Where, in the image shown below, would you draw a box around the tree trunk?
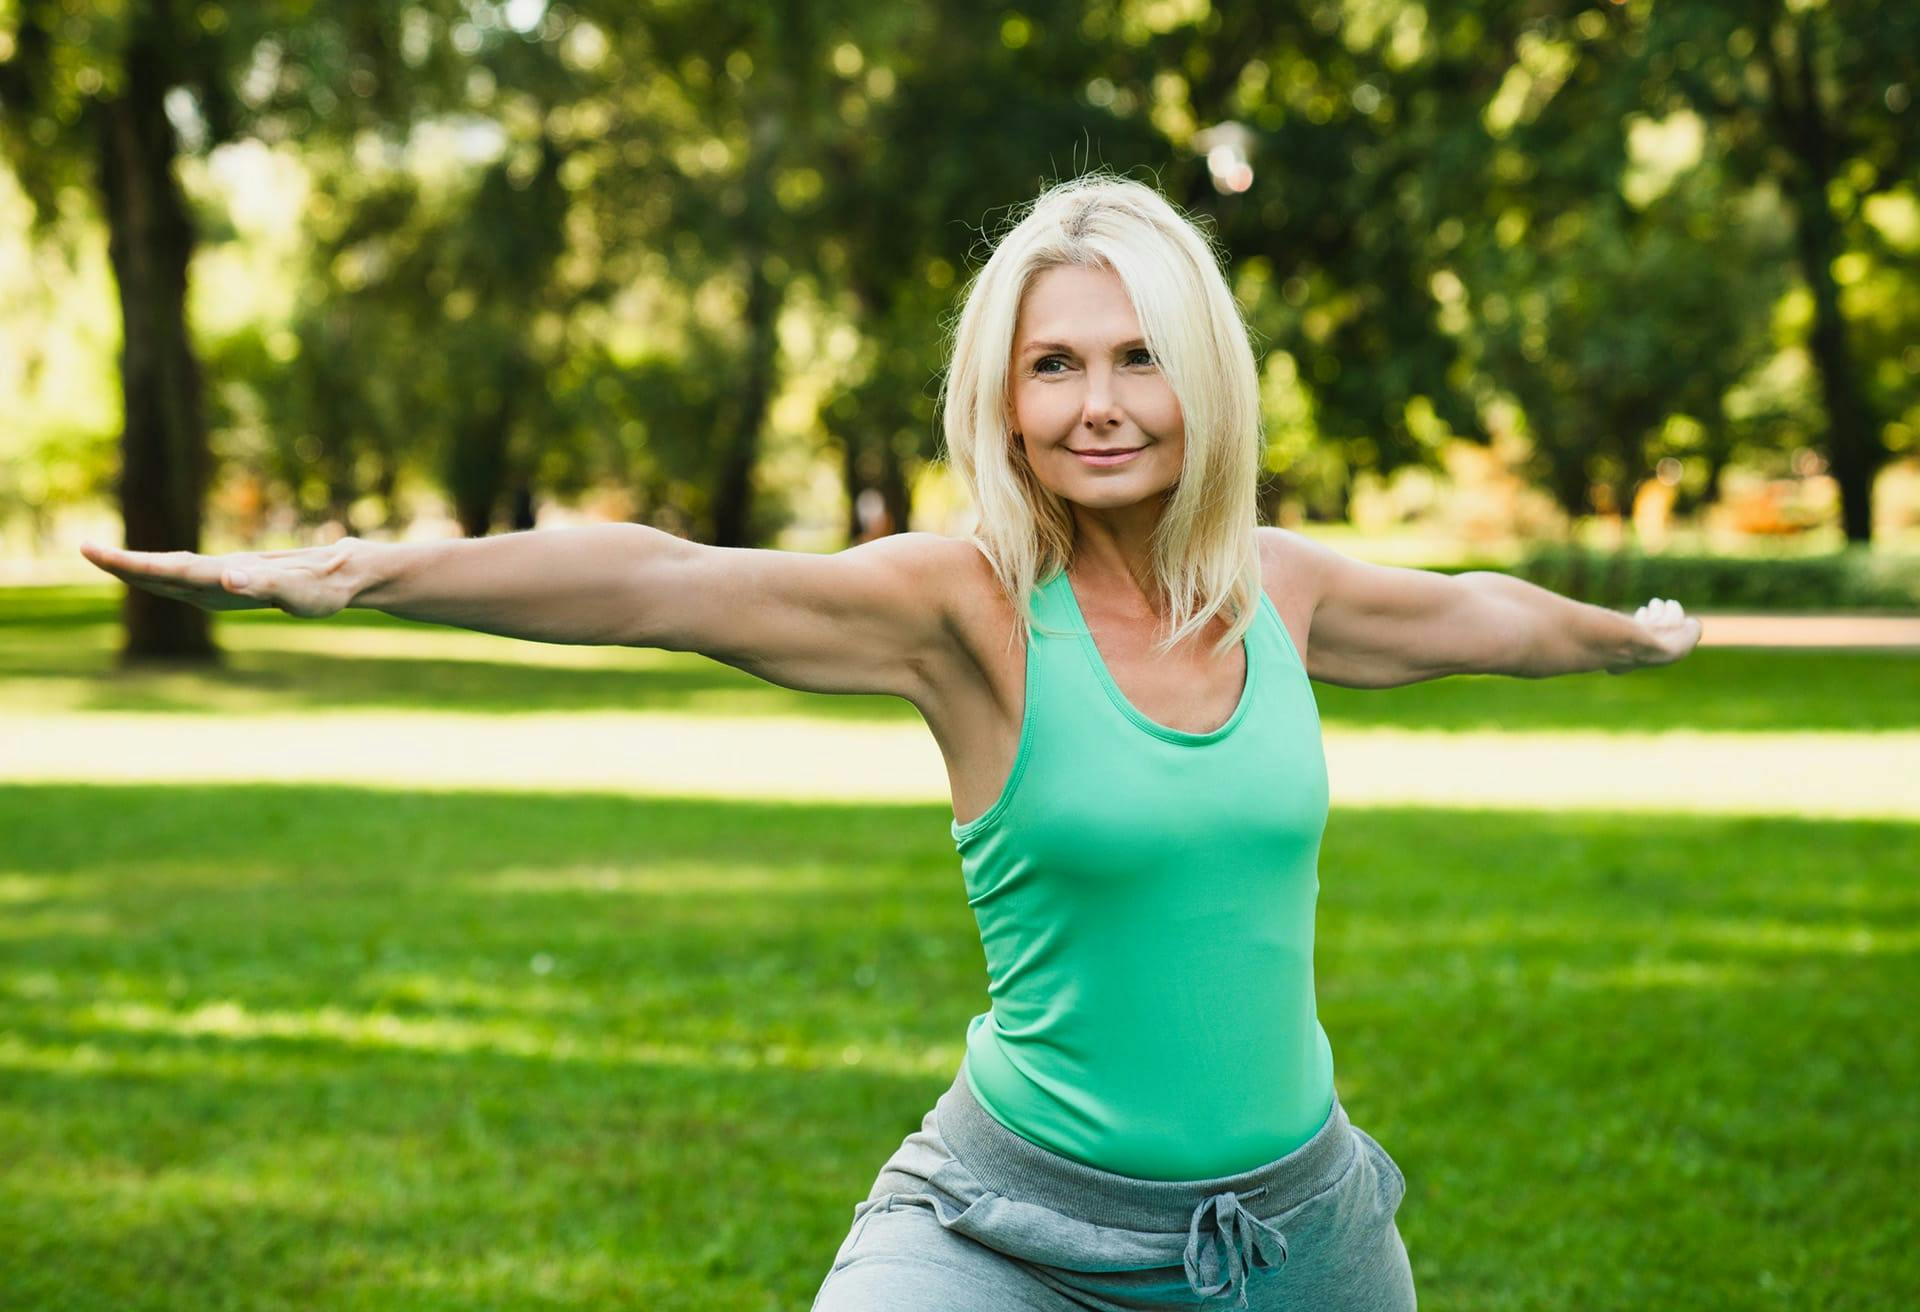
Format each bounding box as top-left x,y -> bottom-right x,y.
841,425 -> 864,544
710,109 -> 782,548
451,397 -> 512,538
878,438 -> 912,542
710,243 -> 777,547
373,447 -> 405,534
1766,14 -> 1887,543
1544,449 -> 1590,523
97,14 -> 216,665
324,436 -> 360,539
509,480 -> 537,531
1608,465 -> 1638,533
1787,184 -> 1883,543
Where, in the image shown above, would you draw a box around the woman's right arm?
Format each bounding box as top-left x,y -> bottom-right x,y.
347,523 -> 681,647
81,525 -> 957,703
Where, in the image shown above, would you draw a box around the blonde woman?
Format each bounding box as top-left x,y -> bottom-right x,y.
83,171 -> 1700,1310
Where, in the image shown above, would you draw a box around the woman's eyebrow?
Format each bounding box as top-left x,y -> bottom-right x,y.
1020,337 -> 1148,355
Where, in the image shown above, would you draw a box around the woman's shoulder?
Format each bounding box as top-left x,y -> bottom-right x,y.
1255,526 -> 1319,663
890,534 -> 1027,726
920,535 -> 1017,637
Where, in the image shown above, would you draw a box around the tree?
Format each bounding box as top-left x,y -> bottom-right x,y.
1615,0 -> 1919,542
0,0 -> 474,663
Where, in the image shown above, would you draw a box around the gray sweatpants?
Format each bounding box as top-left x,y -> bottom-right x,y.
812,1059 -> 1416,1310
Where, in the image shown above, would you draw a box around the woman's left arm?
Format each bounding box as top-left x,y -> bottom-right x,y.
1262,528 -> 1701,685
1456,571 -> 1702,677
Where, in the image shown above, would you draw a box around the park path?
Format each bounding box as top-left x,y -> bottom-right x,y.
2,611 -> 1912,819
3,711 -> 1914,820
1695,613 -> 1920,648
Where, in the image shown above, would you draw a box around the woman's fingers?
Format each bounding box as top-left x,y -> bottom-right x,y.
1635,596 -> 1687,626
78,541 -> 268,611
1618,598 -> 1701,671
82,543 -> 186,580
79,542 -> 129,574
86,544 -> 209,584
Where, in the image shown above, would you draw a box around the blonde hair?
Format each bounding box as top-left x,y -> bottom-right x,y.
937,169 -> 1266,659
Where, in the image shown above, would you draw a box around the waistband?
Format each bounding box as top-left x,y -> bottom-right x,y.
929,1057 -> 1355,1307
934,1057 -> 1352,1228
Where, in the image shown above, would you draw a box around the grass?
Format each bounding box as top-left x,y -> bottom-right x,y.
2,588 -> 1917,1309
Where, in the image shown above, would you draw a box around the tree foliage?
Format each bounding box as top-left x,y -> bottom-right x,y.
2,0 -> 1915,663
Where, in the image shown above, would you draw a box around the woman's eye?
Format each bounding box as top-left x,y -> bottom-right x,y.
1033,352 -> 1151,374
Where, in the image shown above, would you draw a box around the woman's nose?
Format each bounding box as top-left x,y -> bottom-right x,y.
1082,378 -> 1122,426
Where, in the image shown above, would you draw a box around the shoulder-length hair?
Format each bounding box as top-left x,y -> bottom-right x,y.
936,169 -> 1265,660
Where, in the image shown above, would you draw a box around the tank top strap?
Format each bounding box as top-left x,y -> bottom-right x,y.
1020,562 -> 1119,728
1249,580 -> 1308,681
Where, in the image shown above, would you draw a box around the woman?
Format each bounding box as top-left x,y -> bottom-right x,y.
83,172 -> 1700,1309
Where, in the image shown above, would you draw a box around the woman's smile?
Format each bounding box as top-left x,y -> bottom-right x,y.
1073,446 -> 1145,467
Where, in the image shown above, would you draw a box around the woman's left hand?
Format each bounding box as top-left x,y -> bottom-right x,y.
1608,596 -> 1702,673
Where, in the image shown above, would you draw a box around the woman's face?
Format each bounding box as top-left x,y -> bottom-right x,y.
1007,263 -> 1184,512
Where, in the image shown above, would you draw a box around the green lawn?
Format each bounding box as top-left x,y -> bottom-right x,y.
2,589 -> 1916,1310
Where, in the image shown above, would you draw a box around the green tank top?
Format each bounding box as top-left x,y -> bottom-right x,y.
951,560 -> 1336,1181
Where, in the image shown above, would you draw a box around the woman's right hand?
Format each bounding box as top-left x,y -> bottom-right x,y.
78,538 -> 361,618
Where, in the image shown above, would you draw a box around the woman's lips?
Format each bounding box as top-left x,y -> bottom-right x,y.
1074,447 -> 1143,466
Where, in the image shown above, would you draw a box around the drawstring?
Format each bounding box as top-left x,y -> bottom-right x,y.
1182,1185 -> 1288,1308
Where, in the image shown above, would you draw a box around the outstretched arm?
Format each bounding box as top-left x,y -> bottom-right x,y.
79,526 -> 954,701
1264,527 -> 1700,686
346,524 -> 677,645
82,525 -> 672,645
1454,570 -> 1701,677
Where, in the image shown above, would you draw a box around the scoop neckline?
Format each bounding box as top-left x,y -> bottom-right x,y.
1051,567 -> 1257,746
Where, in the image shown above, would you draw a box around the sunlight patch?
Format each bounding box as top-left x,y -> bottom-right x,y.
1683,920 -> 1915,956
468,861 -> 845,896
79,998 -> 959,1076
0,874 -> 75,904
1549,959 -> 1766,991
0,910 -> 112,939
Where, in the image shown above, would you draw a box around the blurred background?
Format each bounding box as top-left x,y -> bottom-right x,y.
2,3 -> 1917,1310
2,0 -> 1918,633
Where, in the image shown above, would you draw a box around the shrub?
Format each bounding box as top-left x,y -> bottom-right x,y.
1454,544 -> 1920,612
